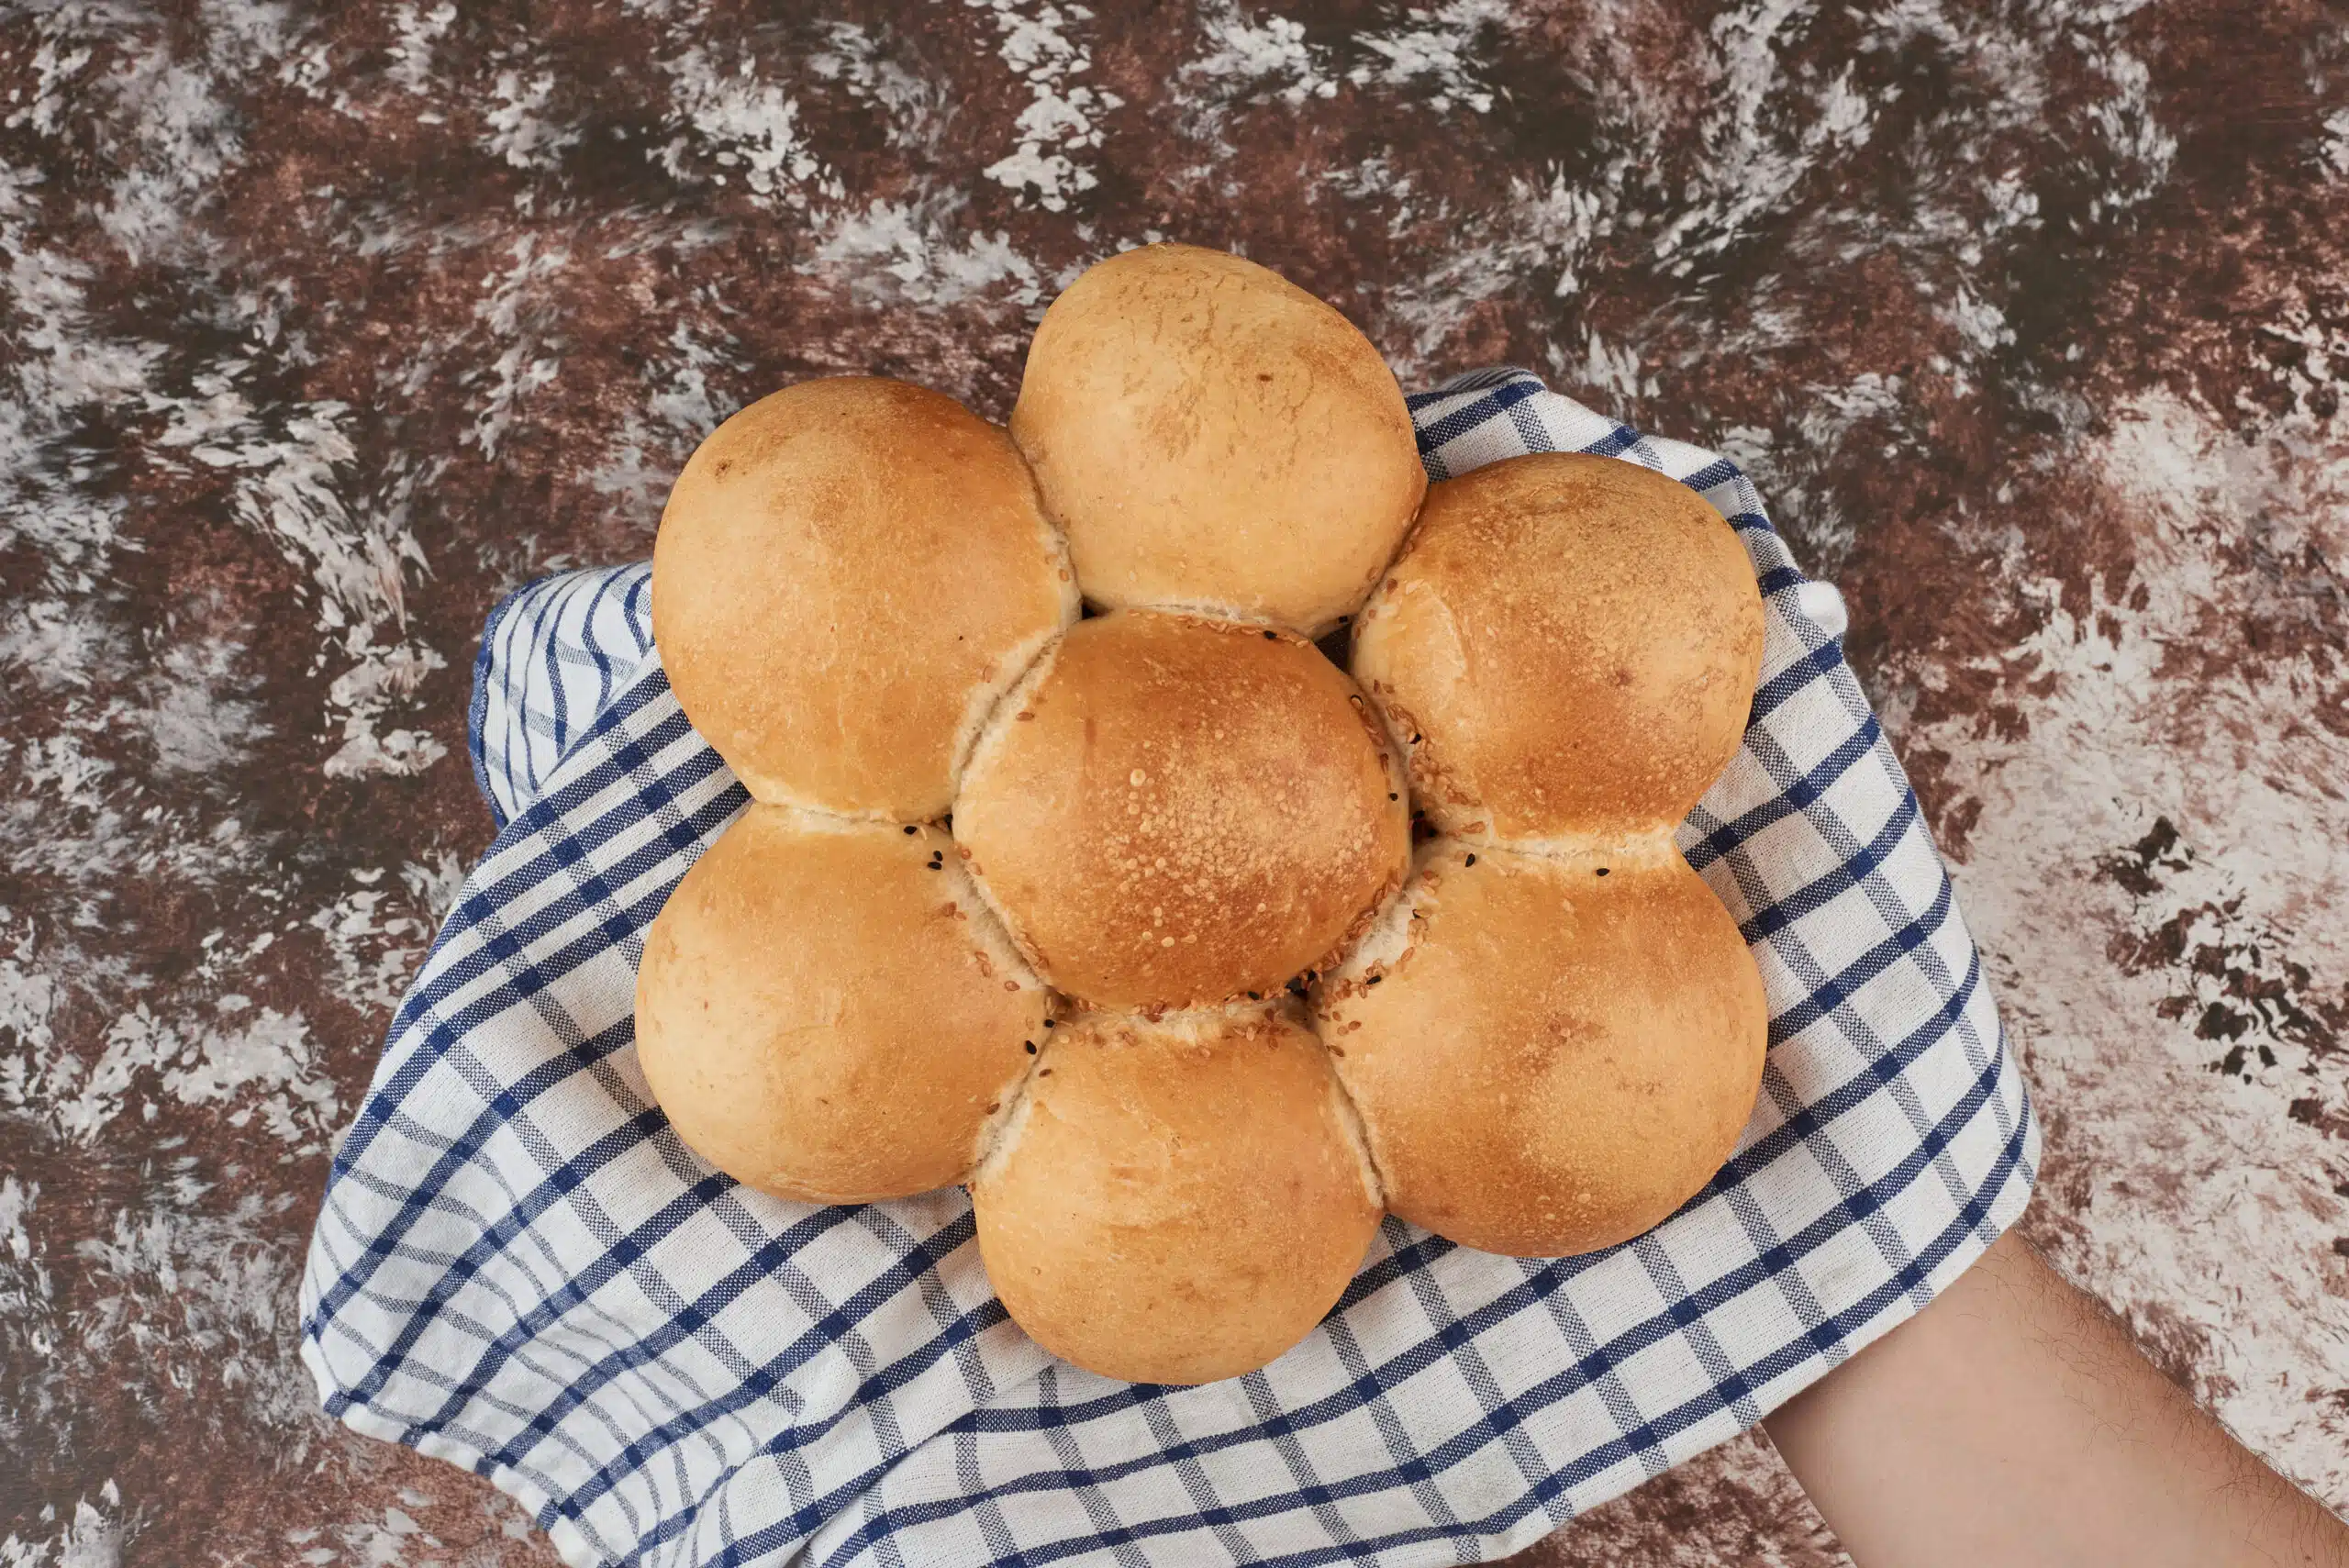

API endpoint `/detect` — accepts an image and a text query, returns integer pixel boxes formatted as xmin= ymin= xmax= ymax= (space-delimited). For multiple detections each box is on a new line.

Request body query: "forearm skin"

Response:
xmin=1763 ymin=1228 xmax=2349 ymax=1568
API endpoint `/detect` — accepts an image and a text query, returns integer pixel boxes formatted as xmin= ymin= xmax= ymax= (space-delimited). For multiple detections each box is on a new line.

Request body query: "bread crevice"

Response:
xmin=1449 ymin=824 xmax=1685 ymax=870
xmin=965 ymin=1022 xmax=1051 ymax=1189
xmin=1319 ymin=1055 xmax=1390 ymax=1212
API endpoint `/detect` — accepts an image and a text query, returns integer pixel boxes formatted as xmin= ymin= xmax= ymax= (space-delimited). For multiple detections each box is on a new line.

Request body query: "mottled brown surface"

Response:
xmin=2 ymin=1 xmax=2343 ymax=1564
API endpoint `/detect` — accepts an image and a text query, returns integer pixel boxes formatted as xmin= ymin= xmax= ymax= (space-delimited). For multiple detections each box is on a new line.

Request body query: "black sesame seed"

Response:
xmin=904 ymin=825 xmax=918 ymax=835
xmin=1366 ymin=974 xmax=1383 ymax=985
xmin=1263 ymin=630 xmax=1277 ymax=640
xmin=1464 ymin=853 xmax=1477 ymax=866
xmin=1024 ymin=1041 xmax=1037 ymax=1054
xmin=1246 ymin=990 xmax=1261 ymax=1000
xmin=1387 ymin=792 xmax=1398 ymax=801
xmin=1042 ymin=1018 xmax=1056 ymax=1029
xmin=1596 ymin=867 xmax=1610 ymax=876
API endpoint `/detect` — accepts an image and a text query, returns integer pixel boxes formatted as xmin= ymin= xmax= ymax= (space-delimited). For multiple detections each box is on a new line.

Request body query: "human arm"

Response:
xmin=1762 ymin=1227 xmax=2349 ymax=1567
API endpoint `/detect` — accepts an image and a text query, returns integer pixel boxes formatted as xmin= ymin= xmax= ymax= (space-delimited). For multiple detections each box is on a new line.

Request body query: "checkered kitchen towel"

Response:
xmin=300 ymin=371 xmax=2039 ymax=1568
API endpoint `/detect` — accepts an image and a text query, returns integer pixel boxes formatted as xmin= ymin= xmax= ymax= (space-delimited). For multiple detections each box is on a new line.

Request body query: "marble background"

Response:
xmin=3 ymin=1 xmax=2344 ymax=1563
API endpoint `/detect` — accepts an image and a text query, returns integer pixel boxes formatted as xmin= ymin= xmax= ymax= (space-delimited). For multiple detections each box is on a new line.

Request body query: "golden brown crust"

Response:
xmin=1010 ymin=244 xmax=1426 ymax=637
xmin=1350 ymin=452 xmax=1765 ymax=841
xmin=652 ymin=376 xmax=1077 ymax=819
xmin=634 ymin=806 xmax=1048 ymax=1204
xmin=971 ymin=1004 xmax=1383 ymax=1385
xmin=952 ymin=609 xmax=1410 ymax=1010
xmin=1314 ymin=841 xmax=1766 ymax=1258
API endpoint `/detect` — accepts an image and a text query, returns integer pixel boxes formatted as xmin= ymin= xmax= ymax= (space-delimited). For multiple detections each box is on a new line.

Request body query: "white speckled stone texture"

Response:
xmin=1 ymin=2 xmax=2343 ymax=1562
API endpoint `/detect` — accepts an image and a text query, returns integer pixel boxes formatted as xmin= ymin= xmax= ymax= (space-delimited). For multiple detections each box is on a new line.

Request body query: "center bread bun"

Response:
xmin=952 ymin=609 xmax=1411 ymax=1011
xmin=971 ymin=1003 xmax=1383 ymax=1387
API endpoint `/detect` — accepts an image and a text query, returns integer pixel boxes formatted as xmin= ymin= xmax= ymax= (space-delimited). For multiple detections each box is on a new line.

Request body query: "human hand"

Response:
xmin=1765 ymin=1229 xmax=2349 ymax=1567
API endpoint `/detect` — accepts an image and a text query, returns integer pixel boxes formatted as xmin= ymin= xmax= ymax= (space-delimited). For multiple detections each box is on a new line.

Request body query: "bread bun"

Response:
xmin=634 ymin=269 xmax=1777 ymax=1375
xmin=1010 ymin=244 xmax=1424 ymax=637
xmin=652 ymin=377 xmax=1077 ymax=819
xmin=1315 ymin=841 xmax=1765 ymax=1257
xmin=953 ymin=609 xmax=1410 ymax=1010
xmin=635 ymin=806 xmax=1047 ymax=1203
xmin=1352 ymin=452 xmax=1765 ymax=842
xmin=972 ymin=1004 xmax=1382 ymax=1385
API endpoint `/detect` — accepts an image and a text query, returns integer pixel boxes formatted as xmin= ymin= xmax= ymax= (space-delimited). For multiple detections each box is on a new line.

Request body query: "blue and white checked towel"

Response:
xmin=301 ymin=371 xmax=2038 ymax=1568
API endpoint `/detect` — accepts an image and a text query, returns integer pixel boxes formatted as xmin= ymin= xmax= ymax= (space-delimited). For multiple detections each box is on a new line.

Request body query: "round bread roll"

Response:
xmin=1351 ymin=452 xmax=1765 ymax=843
xmin=635 ymin=806 xmax=1047 ymax=1204
xmin=652 ymin=376 xmax=1077 ymax=820
xmin=972 ymin=1004 xmax=1383 ymax=1385
xmin=1314 ymin=842 xmax=1766 ymax=1258
xmin=1010 ymin=244 xmax=1425 ymax=637
xmin=953 ymin=609 xmax=1410 ymax=1010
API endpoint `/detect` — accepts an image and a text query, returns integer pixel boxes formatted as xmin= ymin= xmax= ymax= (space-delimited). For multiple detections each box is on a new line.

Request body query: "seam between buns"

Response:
xmin=1297 ymin=841 xmax=1426 ymax=1210
xmin=944 ymin=438 xmax=1083 ymax=797
xmin=1313 ymin=1026 xmax=1391 ymax=1211
xmin=735 ymin=798 xmax=885 ymax=839
xmin=967 ymin=1022 xmax=1050 ymax=1188
xmin=956 ymin=853 xmax=1052 ymax=1001
xmin=724 ymin=773 xmax=908 ymax=825
xmin=1215 ymin=993 xmax=1389 ymax=1212
xmin=938 ymin=446 xmax=1078 ymax=1189
xmin=1088 ymin=590 xmax=1348 ymax=641
xmin=946 ymin=621 xmax=1065 ymax=800
xmin=1304 ymin=846 xmax=1415 ymax=1210
xmin=943 ymin=850 xmax=1060 ymax=1186
xmin=947 ymin=634 xmax=1069 ymax=980
xmin=1351 ymin=666 xmax=1418 ymax=774
xmin=1337 ymin=484 xmax=1425 ymax=636
xmin=1458 ymin=824 xmax=1687 ymax=869
xmin=952 ymin=623 xmax=1066 ymax=797
xmin=1317 ymin=841 xmax=1437 ymax=982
